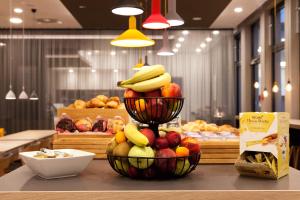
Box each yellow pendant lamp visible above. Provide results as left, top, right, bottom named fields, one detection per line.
left=111, top=16, right=155, bottom=48
left=133, top=49, right=144, bottom=70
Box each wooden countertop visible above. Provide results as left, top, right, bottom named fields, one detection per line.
left=0, top=130, right=54, bottom=141
left=1, top=160, right=300, bottom=199
left=290, top=119, right=300, bottom=129
left=0, top=140, right=33, bottom=154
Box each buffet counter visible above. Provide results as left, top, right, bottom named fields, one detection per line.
left=1, top=160, right=300, bottom=200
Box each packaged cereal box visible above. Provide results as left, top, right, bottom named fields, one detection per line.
left=235, top=112, right=289, bottom=179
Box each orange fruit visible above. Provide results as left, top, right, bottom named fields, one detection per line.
left=176, top=147, right=190, bottom=157
left=135, top=99, right=146, bottom=112
left=115, top=131, right=126, bottom=144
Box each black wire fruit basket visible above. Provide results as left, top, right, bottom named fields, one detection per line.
left=124, top=97, right=184, bottom=137
left=107, top=153, right=201, bottom=179
left=107, top=97, right=201, bottom=179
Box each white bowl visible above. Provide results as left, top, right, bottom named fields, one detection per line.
left=20, top=149, right=95, bottom=179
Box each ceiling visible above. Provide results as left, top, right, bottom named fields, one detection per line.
left=59, top=0, right=232, bottom=29
left=0, top=0, right=80, bottom=29
left=0, top=0, right=268, bottom=30
left=211, top=0, right=268, bottom=28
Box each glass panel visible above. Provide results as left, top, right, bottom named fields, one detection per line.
left=274, top=5, right=285, bottom=44
left=251, top=21, right=260, bottom=59
left=273, top=50, right=285, bottom=111
left=252, top=64, right=262, bottom=112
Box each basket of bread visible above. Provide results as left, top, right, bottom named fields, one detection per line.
left=67, top=95, right=123, bottom=109
left=182, top=120, right=239, bottom=141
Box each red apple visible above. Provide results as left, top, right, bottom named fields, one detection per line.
left=166, top=131, right=181, bottom=148
left=161, top=83, right=182, bottom=98
left=124, top=89, right=141, bottom=98
left=144, top=89, right=161, bottom=97
left=140, top=128, right=155, bottom=146
left=146, top=100, right=168, bottom=120
left=142, top=167, right=157, bottom=178
left=154, top=137, right=169, bottom=149
left=128, top=166, right=139, bottom=178
left=155, top=148, right=176, bottom=173
left=181, top=137, right=201, bottom=155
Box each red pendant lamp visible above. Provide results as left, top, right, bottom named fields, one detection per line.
left=143, top=0, right=170, bottom=29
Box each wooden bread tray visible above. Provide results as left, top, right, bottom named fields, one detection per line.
left=57, top=108, right=130, bottom=123
left=52, top=133, right=114, bottom=159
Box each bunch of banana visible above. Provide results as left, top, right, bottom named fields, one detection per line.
left=118, top=65, right=171, bottom=92
left=124, top=123, right=149, bottom=146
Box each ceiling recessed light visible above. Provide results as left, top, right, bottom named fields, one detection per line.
left=57, top=20, right=63, bottom=24
left=91, top=69, right=96, bottom=73
left=113, top=69, right=119, bottom=73
left=10, top=17, right=23, bottom=24
left=178, top=37, right=185, bottom=42
left=200, top=42, right=206, bottom=48
left=206, top=37, right=212, bottom=42
left=172, top=48, right=178, bottom=52
left=94, top=50, right=100, bottom=54
left=121, top=50, right=127, bottom=54
left=192, top=17, right=202, bottom=21
left=212, top=30, right=220, bottom=35
left=110, top=51, right=116, bottom=56
left=147, top=50, right=152, bottom=54
left=281, top=38, right=285, bottom=42
left=36, top=18, right=59, bottom=24
left=68, top=69, right=74, bottom=73
left=182, top=30, right=189, bottom=35
left=175, top=43, right=181, bottom=48
left=14, top=8, right=23, bottom=14
left=79, top=5, right=86, bottom=9
left=234, top=7, right=243, bottom=13
left=0, top=42, right=6, bottom=47
left=87, top=51, right=92, bottom=55
left=196, top=48, right=201, bottom=53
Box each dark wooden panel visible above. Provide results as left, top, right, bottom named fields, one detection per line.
left=60, top=0, right=231, bottom=29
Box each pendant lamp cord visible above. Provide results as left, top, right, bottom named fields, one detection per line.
left=22, top=10, right=25, bottom=89
left=165, top=0, right=167, bottom=15
left=9, top=0, right=12, bottom=88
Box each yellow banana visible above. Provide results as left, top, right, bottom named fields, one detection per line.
left=124, top=123, right=149, bottom=147
left=120, top=73, right=171, bottom=92
left=120, top=65, right=165, bottom=85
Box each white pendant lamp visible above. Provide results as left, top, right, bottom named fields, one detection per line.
left=286, top=80, right=292, bottom=92
left=166, top=0, right=184, bottom=26
left=29, top=9, right=39, bottom=101
left=157, top=29, right=174, bottom=56
left=263, top=87, right=269, bottom=98
left=5, top=0, right=16, bottom=100
left=112, top=0, right=144, bottom=16
left=5, top=85, right=16, bottom=100
left=29, top=90, right=39, bottom=100
left=18, top=10, right=28, bottom=100
left=272, top=81, right=279, bottom=93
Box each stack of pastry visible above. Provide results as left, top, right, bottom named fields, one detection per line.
left=67, top=95, right=123, bottom=109
left=182, top=120, right=239, bottom=136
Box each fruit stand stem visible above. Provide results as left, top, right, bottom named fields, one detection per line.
left=149, top=123, right=160, bottom=138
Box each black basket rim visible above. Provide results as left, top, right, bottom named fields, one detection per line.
left=107, top=153, right=201, bottom=159
left=123, top=97, right=185, bottom=100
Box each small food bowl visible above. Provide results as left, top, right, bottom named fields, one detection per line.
left=20, top=149, right=95, bottom=179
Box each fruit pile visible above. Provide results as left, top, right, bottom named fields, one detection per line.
left=119, top=65, right=182, bottom=123
left=107, top=123, right=201, bottom=178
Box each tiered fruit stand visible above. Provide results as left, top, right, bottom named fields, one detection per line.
left=107, top=97, right=201, bottom=179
